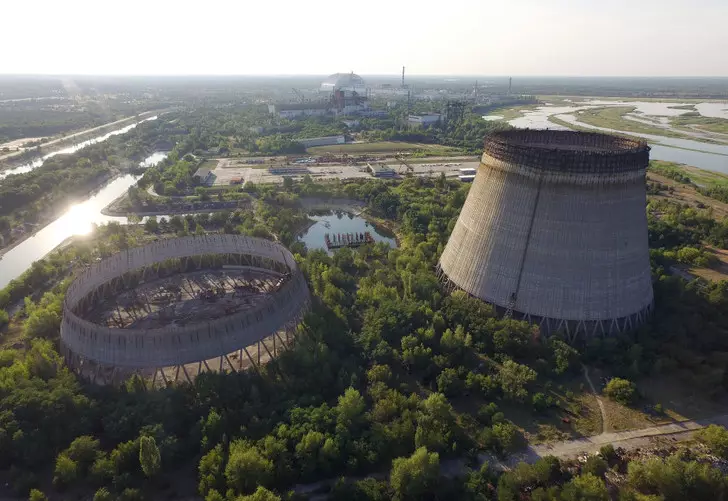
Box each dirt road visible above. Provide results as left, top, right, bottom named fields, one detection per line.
left=526, top=413, right=728, bottom=461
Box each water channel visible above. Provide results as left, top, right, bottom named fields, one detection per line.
left=0, top=152, right=167, bottom=289
left=0, top=116, right=158, bottom=181
left=299, top=212, right=397, bottom=253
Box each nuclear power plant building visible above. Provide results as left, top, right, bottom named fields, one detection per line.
left=438, top=130, right=654, bottom=339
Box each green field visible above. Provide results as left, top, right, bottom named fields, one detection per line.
left=307, top=141, right=461, bottom=156
left=649, top=160, right=728, bottom=188
left=668, top=104, right=697, bottom=111
left=671, top=113, right=728, bottom=135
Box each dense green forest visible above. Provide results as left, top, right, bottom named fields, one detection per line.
left=2, top=164, right=728, bottom=500
left=3, top=107, right=728, bottom=499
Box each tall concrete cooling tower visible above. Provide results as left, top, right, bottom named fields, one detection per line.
left=438, top=130, right=653, bottom=339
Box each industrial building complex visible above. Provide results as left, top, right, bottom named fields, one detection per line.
left=60, top=235, right=311, bottom=385
left=438, top=130, right=654, bottom=339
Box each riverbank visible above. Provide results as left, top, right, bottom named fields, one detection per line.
left=0, top=110, right=165, bottom=172
left=0, top=170, right=121, bottom=259
left=101, top=192, right=250, bottom=217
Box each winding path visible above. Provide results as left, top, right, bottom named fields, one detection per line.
left=583, top=364, right=609, bottom=433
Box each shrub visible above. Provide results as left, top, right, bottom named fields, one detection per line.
left=695, top=424, right=728, bottom=458
left=583, top=455, right=608, bottom=478
left=603, top=378, right=637, bottom=405
left=28, top=490, right=48, bottom=501
left=599, top=444, right=617, bottom=465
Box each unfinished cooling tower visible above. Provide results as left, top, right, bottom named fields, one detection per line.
left=438, top=130, right=653, bottom=339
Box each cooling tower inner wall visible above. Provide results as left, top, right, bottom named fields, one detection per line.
left=439, top=130, right=653, bottom=329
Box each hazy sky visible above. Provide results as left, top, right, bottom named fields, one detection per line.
left=2, top=0, right=726, bottom=76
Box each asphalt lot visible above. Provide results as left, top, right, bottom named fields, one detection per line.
left=211, top=158, right=481, bottom=185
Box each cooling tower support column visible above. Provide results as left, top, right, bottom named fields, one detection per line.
left=438, top=130, right=654, bottom=341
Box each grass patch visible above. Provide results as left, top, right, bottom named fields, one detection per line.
left=307, top=141, right=461, bottom=156
left=637, top=375, right=728, bottom=422
left=501, top=377, right=603, bottom=444
left=599, top=397, right=656, bottom=432
left=649, top=160, right=728, bottom=189
left=671, top=114, right=728, bottom=135
left=668, top=104, right=697, bottom=111
left=197, top=159, right=219, bottom=172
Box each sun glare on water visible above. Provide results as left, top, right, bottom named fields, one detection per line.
left=60, top=204, right=93, bottom=236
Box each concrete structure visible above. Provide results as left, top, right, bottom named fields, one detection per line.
left=297, top=135, right=347, bottom=148
left=320, top=72, right=367, bottom=94
left=438, top=130, right=653, bottom=340
left=268, top=103, right=329, bottom=119
left=408, top=113, right=442, bottom=128
left=193, top=167, right=215, bottom=186
left=367, top=163, right=396, bottom=178
left=60, top=235, right=311, bottom=385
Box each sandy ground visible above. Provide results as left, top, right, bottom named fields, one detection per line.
left=212, top=158, right=480, bottom=185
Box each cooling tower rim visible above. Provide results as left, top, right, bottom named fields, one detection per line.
left=484, top=129, right=650, bottom=176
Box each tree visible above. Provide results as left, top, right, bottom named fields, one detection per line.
left=492, top=422, right=524, bottom=453
left=66, top=435, right=101, bottom=470
left=237, top=486, right=282, bottom=501
left=199, top=444, right=226, bottom=496
left=498, top=360, right=537, bottom=401
left=437, top=368, right=464, bottom=397
left=53, top=454, right=77, bottom=489
left=144, top=216, right=159, bottom=233
left=336, top=387, right=366, bottom=434
left=390, top=447, right=440, bottom=501
left=28, top=490, right=48, bottom=501
left=225, top=440, right=273, bottom=494
left=139, top=435, right=161, bottom=478
left=0, top=309, right=8, bottom=329
left=93, top=487, right=113, bottom=501
left=23, top=307, right=61, bottom=339
left=696, top=424, right=728, bottom=458
left=603, top=378, right=637, bottom=405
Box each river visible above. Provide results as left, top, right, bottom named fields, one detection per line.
left=0, top=152, right=167, bottom=289
left=503, top=102, right=728, bottom=174
left=0, top=116, right=158, bottom=181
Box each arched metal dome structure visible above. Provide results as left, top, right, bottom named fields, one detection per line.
left=438, top=130, right=653, bottom=340
left=61, top=235, right=310, bottom=386
left=320, top=72, right=366, bottom=93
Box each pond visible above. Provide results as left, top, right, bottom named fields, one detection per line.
left=299, top=211, right=397, bottom=253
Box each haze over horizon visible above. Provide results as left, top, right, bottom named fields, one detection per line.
left=2, top=0, right=727, bottom=77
